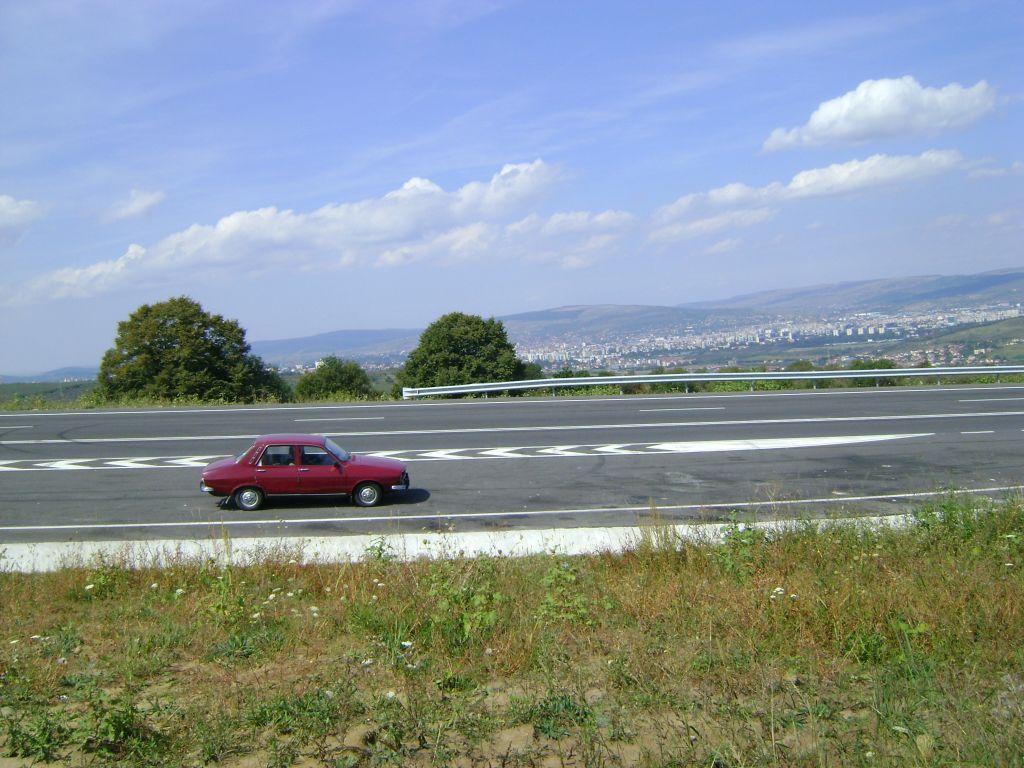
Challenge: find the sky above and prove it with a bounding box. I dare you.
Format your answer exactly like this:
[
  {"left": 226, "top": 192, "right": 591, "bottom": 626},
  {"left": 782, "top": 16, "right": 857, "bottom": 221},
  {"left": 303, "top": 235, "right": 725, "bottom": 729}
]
[{"left": 1, "top": 0, "right": 1022, "bottom": 374}]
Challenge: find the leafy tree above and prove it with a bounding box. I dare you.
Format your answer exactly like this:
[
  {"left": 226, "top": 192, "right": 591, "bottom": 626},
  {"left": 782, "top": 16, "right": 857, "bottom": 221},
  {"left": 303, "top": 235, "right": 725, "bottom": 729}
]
[
  {"left": 848, "top": 357, "right": 899, "bottom": 387},
  {"left": 295, "top": 356, "right": 375, "bottom": 401},
  {"left": 95, "top": 297, "right": 290, "bottom": 403},
  {"left": 396, "top": 312, "right": 530, "bottom": 392}
]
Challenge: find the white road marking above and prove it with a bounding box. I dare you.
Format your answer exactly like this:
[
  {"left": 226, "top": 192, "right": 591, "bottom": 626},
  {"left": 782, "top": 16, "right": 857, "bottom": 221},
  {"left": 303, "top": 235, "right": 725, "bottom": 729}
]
[
  {"left": 0, "top": 410, "right": 1020, "bottom": 447},
  {"left": 417, "top": 449, "right": 469, "bottom": 461},
  {"left": 1, "top": 484, "right": 1020, "bottom": 535},
  {"left": 537, "top": 446, "right": 592, "bottom": 457},
  {"left": 104, "top": 458, "right": 165, "bottom": 469},
  {"left": 638, "top": 407, "right": 725, "bottom": 412},
  {"left": 479, "top": 447, "right": 532, "bottom": 459},
  {"left": 33, "top": 459, "right": 94, "bottom": 470},
  {"left": 0, "top": 434, "right": 932, "bottom": 471},
  {"left": 293, "top": 417, "right": 386, "bottom": 422},
  {"left": 960, "top": 397, "right": 1024, "bottom": 402},
  {"left": 165, "top": 456, "right": 224, "bottom": 467},
  {"left": 961, "top": 430, "right": 995, "bottom": 435}
]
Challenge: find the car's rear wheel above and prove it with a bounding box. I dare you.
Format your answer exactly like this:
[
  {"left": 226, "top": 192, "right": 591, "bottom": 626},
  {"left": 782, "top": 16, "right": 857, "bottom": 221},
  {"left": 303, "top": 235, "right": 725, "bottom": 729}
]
[
  {"left": 234, "top": 486, "right": 265, "bottom": 511},
  {"left": 353, "top": 482, "right": 382, "bottom": 507}
]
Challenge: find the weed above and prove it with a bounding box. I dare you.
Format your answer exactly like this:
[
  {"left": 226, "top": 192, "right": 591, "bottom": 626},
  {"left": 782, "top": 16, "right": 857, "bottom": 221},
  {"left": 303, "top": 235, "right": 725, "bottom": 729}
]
[
  {"left": 510, "top": 690, "right": 593, "bottom": 739},
  {"left": 207, "top": 619, "right": 287, "bottom": 663},
  {"left": 77, "top": 690, "right": 166, "bottom": 760},
  {"left": 2, "top": 707, "right": 72, "bottom": 761},
  {"left": 715, "top": 522, "right": 766, "bottom": 581},
  {"left": 536, "top": 558, "right": 592, "bottom": 625},
  {"left": 427, "top": 557, "right": 505, "bottom": 652}
]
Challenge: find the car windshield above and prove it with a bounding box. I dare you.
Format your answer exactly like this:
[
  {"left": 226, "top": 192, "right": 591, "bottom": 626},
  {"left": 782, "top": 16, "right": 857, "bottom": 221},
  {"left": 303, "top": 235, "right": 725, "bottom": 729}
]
[{"left": 324, "top": 438, "right": 351, "bottom": 462}]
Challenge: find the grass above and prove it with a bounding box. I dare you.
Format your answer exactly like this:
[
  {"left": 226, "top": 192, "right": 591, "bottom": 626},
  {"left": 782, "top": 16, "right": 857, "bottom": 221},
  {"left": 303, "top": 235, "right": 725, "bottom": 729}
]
[{"left": 1, "top": 496, "right": 1023, "bottom": 766}]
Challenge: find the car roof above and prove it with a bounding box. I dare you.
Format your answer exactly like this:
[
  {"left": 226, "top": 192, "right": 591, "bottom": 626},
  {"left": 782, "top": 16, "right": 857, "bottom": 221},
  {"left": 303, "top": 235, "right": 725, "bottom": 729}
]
[{"left": 253, "top": 434, "right": 327, "bottom": 447}]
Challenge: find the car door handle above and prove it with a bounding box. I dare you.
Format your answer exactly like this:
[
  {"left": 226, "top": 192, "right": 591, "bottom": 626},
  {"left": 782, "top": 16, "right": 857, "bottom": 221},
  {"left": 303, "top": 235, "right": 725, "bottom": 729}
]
[{"left": 299, "top": 468, "right": 310, "bottom": 472}]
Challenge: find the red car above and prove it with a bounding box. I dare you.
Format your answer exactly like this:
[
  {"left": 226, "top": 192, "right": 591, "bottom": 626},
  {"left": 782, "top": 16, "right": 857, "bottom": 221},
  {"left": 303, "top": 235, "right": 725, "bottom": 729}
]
[{"left": 200, "top": 434, "right": 409, "bottom": 510}]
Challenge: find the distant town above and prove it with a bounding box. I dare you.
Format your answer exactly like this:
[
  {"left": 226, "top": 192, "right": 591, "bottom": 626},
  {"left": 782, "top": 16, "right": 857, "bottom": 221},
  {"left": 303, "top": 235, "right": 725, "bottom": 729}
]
[
  {"left": 514, "top": 304, "right": 1023, "bottom": 372},
  {"left": 270, "top": 302, "right": 1024, "bottom": 377}
]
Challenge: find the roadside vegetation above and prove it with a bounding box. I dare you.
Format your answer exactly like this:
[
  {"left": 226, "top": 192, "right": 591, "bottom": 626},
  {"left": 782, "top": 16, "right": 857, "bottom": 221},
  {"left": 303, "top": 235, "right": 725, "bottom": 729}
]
[{"left": 2, "top": 494, "right": 1022, "bottom": 766}]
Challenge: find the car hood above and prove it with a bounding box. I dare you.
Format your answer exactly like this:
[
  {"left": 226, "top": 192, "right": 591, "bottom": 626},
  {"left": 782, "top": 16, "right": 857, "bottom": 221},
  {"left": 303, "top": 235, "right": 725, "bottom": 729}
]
[
  {"left": 202, "top": 456, "right": 238, "bottom": 475},
  {"left": 347, "top": 454, "right": 405, "bottom": 473}
]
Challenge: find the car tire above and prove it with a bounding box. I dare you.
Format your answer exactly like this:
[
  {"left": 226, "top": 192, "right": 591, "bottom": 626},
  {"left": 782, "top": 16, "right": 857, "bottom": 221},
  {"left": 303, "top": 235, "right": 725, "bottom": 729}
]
[
  {"left": 353, "top": 482, "right": 382, "bottom": 507},
  {"left": 234, "top": 486, "right": 265, "bottom": 511}
]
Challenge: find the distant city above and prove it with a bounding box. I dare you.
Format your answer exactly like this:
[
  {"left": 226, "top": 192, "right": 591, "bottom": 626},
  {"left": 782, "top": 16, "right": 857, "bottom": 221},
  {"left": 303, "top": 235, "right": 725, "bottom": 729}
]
[
  {"left": 270, "top": 302, "right": 1023, "bottom": 377},
  {"left": 513, "top": 304, "right": 1022, "bottom": 372}
]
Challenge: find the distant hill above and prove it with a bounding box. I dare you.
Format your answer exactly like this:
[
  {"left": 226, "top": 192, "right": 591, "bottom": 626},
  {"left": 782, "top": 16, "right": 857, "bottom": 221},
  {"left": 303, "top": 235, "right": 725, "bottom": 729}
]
[
  {"left": 500, "top": 304, "right": 748, "bottom": 342},
  {"left": 250, "top": 328, "right": 421, "bottom": 367},
  {"left": 686, "top": 268, "right": 1024, "bottom": 314},
  {"left": 0, "top": 367, "right": 97, "bottom": 384},
  {"left": 246, "top": 269, "right": 1024, "bottom": 367}
]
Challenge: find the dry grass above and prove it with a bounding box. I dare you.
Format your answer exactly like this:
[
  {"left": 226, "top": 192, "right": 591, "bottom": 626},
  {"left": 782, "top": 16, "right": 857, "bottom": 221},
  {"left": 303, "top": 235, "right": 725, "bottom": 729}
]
[{"left": 2, "top": 494, "right": 1023, "bottom": 766}]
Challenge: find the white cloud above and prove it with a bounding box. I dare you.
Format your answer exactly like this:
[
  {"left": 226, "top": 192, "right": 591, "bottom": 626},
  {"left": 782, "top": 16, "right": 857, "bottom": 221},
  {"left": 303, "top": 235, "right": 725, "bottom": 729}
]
[
  {"left": 764, "top": 77, "right": 996, "bottom": 151},
  {"left": 651, "top": 150, "right": 964, "bottom": 242},
  {"left": 106, "top": 189, "right": 166, "bottom": 221},
  {"left": 784, "top": 150, "right": 963, "bottom": 198},
  {"left": 651, "top": 208, "right": 776, "bottom": 243},
  {"left": 0, "top": 194, "right": 43, "bottom": 245},
  {"left": 970, "top": 160, "right": 1024, "bottom": 179},
  {"left": 706, "top": 238, "right": 741, "bottom": 255},
  {"left": 0, "top": 160, "right": 599, "bottom": 305}
]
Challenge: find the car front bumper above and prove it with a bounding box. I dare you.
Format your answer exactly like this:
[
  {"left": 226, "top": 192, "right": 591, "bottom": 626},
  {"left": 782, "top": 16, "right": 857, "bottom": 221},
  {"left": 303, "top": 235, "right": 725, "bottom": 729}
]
[{"left": 391, "top": 471, "right": 410, "bottom": 491}]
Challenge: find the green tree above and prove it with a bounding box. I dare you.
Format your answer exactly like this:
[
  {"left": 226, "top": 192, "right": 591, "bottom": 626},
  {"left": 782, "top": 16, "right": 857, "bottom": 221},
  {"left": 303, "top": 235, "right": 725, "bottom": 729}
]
[
  {"left": 396, "top": 312, "right": 530, "bottom": 393},
  {"left": 295, "top": 356, "right": 375, "bottom": 401},
  {"left": 95, "top": 297, "right": 290, "bottom": 403},
  {"left": 848, "top": 357, "right": 898, "bottom": 387}
]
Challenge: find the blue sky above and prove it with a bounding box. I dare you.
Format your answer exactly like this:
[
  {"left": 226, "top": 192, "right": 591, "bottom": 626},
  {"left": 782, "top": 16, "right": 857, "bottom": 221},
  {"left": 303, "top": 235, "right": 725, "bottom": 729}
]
[{"left": 1, "top": 0, "right": 1021, "bottom": 374}]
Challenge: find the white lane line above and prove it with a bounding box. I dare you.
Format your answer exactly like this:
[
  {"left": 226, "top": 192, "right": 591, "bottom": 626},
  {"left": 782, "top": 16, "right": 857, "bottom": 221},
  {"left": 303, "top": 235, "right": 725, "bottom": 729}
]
[
  {"left": 293, "top": 417, "right": 385, "bottom": 422},
  {"left": 1, "top": 425, "right": 33, "bottom": 429},
  {"left": 960, "top": 397, "right": 1024, "bottom": 402},
  {"left": 961, "top": 430, "right": 995, "bottom": 435},
  {"left": 2, "top": 409, "right": 1020, "bottom": 447},
  {"left": 638, "top": 407, "right": 725, "bottom": 412},
  {"left": 2, "top": 484, "right": 1021, "bottom": 534}
]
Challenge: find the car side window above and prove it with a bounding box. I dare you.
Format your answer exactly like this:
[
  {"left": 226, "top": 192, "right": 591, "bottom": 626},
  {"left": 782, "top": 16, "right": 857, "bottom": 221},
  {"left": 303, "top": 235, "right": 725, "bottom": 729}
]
[
  {"left": 301, "top": 446, "right": 332, "bottom": 466},
  {"left": 260, "top": 445, "right": 295, "bottom": 467}
]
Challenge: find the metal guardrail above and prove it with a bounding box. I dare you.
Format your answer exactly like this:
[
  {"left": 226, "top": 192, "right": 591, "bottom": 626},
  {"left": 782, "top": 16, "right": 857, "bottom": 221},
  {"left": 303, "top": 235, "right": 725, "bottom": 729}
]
[{"left": 402, "top": 365, "right": 1024, "bottom": 399}]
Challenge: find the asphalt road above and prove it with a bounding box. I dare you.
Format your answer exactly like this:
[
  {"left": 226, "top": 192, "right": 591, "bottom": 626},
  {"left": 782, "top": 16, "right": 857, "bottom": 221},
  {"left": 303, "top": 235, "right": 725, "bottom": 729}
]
[{"left": 2, "top": 384, "right": 1023, "bottom": 544}]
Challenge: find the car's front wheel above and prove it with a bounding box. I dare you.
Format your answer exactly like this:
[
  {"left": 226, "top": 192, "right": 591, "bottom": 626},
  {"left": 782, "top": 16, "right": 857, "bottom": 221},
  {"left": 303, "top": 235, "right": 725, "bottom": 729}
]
[
  {"left": 353, "top": 482, "right": 382, "bottom": 507},
  {"left": 234, "top": 486, "right": 265, "bottom": 511}
]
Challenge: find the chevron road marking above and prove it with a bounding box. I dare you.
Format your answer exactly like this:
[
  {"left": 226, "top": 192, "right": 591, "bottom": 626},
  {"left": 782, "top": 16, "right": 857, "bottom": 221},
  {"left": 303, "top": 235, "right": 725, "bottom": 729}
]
[
  {"left": 368, "top": 433, "right": 933, "bottom": 462},
  {"left": 537, "top": 446, "right": 593, "bottom": 457},
  {"left": 33, "top": 459, "right": 95, "bottom": 470},
  {"left": 165, "top": 456, "right": 224, "bottom": 467},
  {"left": 105, "top": 458, "right": 164, "bottom": 469},
  {"left": 0, "top": 433, "right": 933, "bottom": 472}
]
